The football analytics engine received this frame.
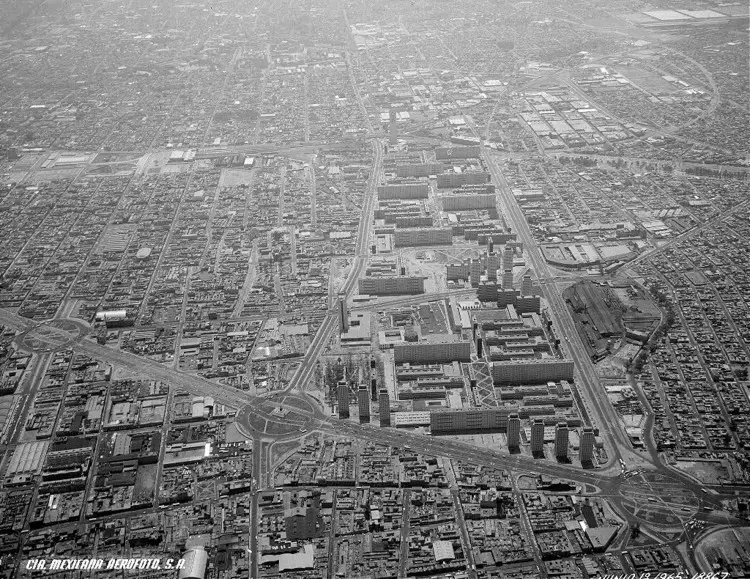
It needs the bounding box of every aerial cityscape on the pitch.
[0,0,748,577]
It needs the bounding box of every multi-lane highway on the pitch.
[0,287,742,561]
[2,304,734,510]
[0,309,258,409]
[232,404,727,554]
[477,148,750,527]
[461,114,635,470]
[0,304,636,492]
[482,150,642,469]
[282,138,384,395]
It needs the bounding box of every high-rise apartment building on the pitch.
[441,193,496,211]
[503,246,514,271]
[580,427,595,463]
[377,183,429,200]
[531,419,545,455]
[487,252,499,281]
[507,413,521,450]
[337,382,350,419]
[470,259,482,286]
[436,171,490,189]
[379,389,391,427]
[555,422,569,460]
[358,276,425,295]
[395,163,445,178]
[491,359,575,385]
[358,386,370,422]
[394,341,471,364]
[521,274,533,297]
[394,228,453,247]
[429,408,514,434]
[502,269,514,290]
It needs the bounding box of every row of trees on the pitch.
[627,284,676,374]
